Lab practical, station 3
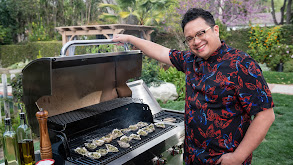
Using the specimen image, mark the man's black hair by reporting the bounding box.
[181,8,216,32]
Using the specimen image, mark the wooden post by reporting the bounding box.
[2,74,10,118]
[10,74,18,115]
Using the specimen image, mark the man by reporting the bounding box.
[113,8,275,165]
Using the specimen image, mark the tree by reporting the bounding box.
[175,0,267,26]
[98,0,175,25]
[271,0,292,25]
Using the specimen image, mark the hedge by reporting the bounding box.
[0,41,63,67]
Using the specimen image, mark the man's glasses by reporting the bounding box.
[183,27,212,46]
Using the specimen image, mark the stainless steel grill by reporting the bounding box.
[22,40,185,165]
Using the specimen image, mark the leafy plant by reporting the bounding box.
[7,60,30,70]
[266,44,293,70]
[140,57,161,86]
[247,25,282,64]
[27,18,50,42]
[283,59,293,73]
[0,25,8,44]
[98,0,175,25]
[10,74,23,103]
[216,19,232,41]
[85,44,124,54]
[158,66,185,101]
[280,24,293,45]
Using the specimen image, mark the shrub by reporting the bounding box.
[0,41,62,67]
[140,57,161,86]
[84,44,125,54]
[284,59,293,72]
[158,66,185,101]
[280,24,293,45]
[247,25,282,64]
[216,19,232,41]
[224,28,250,52]
[266,44,293,70]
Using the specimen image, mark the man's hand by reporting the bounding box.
[112,34,131,43]
[216,153,243,165]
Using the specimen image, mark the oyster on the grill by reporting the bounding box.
[121,128,131,134]
[128,124,138,131]
[92,139,104,146]
[112,129,124,139]
[120,135,131,143]
[117,140,130,148]
[137,129,148,136]
[163,117,176,123]
[136,121,148,128]
[105,144,119,152]
[142,126,153,133]
[96,148,108,156]
[129,133,141,140]
[87,152,101,159]
[84,143,98,150]
[147,123,155,131]
[100,134,113,143]
[155,123,165,128]
[74,147,88,155]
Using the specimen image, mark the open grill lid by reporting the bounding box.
[22,40,143,135]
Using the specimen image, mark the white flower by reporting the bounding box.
[269,55,272,57]
[291,55,293,58]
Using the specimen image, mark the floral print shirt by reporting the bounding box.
[169,42,274,165]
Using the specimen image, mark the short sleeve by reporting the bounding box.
[169,49,188,73]
[235,57,274,116]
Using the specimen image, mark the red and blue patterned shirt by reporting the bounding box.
[169,42,274,165]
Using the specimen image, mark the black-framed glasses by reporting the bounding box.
[183,27,212,46]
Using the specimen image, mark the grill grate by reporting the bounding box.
[153,111,184,123]
[67,122,176,165]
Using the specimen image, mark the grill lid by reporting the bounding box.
[22,40,142,135]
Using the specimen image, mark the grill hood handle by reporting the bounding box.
[60,39,129,56]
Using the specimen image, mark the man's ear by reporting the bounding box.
[213,25,220,37]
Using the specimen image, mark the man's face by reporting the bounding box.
[183,17,221,60]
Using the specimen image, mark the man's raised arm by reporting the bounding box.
[113,34,173,66]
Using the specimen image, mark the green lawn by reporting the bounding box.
[263,71,293,84]
[160,93,293,164]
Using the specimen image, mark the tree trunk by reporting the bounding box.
[271,0,278,25]
[286,0,292,24]
[280,0,287,24]
[88,0,91,24]
[53,1,57,28]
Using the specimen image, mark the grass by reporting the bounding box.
[262,71,293,84]
[253,93,293,165]
[159,93,293,164]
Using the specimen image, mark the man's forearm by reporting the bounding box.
[233,108,275,162]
